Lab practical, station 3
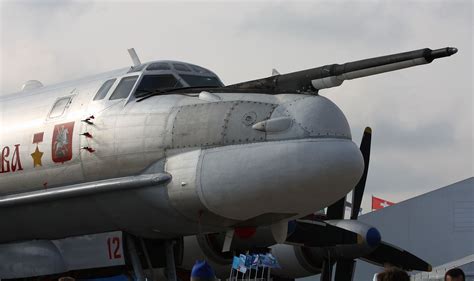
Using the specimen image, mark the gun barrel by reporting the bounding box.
[228,47,457,93]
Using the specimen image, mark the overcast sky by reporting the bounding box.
[0,0,472,213]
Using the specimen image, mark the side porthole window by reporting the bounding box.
[49,96,72,119]
[109,76,139,100]
[93,79,116,101]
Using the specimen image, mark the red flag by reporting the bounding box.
[372,196,395,210]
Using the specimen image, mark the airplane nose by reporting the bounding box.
[197,138,363,222]
[198,96,362,222]
[267,95,352,140]
[165,95,363,226]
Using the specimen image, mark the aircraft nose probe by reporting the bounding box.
[436,47,458,56]
[228,46,458,93]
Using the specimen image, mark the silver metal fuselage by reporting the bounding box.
[0,62,364,243]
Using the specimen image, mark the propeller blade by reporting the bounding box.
[320,259,334,281]
[326,195,347,220]
[327,127,372,220]
[361,241,432,272]
[285,220,362,247]
[334,259,356,281]
[351,127,372,220]
[222,229,234,252]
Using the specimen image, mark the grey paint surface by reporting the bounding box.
[0,231,126,279]
[299,177,474,281]
[354,177,474,280]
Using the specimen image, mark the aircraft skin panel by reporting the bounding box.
[0,84,93,195]
[197,138,362,221]
[0,176,197,243]
[0,92,363,242]
[0,59,370,243]
[0,74,159,192]
[79,100,177,181]
[0,67,130,100]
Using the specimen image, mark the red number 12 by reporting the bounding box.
[107,237,122,260]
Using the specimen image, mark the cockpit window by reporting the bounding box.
[173,63,191,72]
[180,74,223,87]
[49,96,72,119]
[147,62,171,71]
[93,79,116,101]
[109,76,138,100]
[190,65,212,74]
[134,74,183,96]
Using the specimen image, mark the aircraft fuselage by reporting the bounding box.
[0,61,364,243]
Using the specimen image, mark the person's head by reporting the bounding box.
[376,267,409,281]
[58,277,75,281]
[191,260,216,281]
[445,268,465,281]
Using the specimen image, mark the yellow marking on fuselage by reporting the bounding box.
[31,145,44,167]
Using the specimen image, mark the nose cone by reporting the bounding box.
[268,95,352,141]
[366,227,381,247]
[196,96,363,222]
[198,138,363,221]
[166,95,363,226]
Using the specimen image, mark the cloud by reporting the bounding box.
[238,1,410,48]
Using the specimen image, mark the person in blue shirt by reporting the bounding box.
[191,260,216,281]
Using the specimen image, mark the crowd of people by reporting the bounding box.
[188,260,467,281]
[373,266,466,281]
[53,261,467,281]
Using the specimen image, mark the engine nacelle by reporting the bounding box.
[324,219,381,258]
[270,221,382,278]
[180,221,382,279]
[269,244,322,279]
[181,237,324,279]
[180,235,233,278]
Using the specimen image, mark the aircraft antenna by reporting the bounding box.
[127,48,142,67]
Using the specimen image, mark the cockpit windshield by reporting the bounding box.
[134,74,183,96]
[134,74,223,97]
[180,74,223,87]
[133,61,224,99]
